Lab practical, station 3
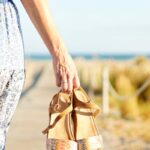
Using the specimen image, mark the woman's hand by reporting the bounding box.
[52,47,80,92]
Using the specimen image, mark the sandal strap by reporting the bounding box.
[73,87,101,117]
[42,102,73,134]
[74,101,100,117]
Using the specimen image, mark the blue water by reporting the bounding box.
[25,53,150,60]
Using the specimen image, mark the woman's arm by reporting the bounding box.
[20,0,80,92]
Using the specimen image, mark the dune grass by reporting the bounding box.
[75,57,150,143]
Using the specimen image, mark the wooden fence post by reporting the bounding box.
[102,66,110,115]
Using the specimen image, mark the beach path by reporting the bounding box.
[6,61,59,150]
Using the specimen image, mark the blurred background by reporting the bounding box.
[6,0,150,150]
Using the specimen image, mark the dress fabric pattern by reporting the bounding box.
[0,0,25,70]
[0,0,25,149]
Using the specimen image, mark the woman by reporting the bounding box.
[0,0,80,149]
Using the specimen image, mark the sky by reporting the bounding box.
[15,0,150,55]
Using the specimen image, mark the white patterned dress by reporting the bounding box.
[0,0,25,149]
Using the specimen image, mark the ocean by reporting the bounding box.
[25,53,150,60]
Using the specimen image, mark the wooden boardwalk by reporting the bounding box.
[6,62,58,150]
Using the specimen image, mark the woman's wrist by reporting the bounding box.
[51,42,69,61]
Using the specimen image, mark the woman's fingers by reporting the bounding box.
[61,72,77,93]
[61,70,80,92]
[73,72,80,88]
[67,74,74,92]
[52,53,80,92]
[56,74,61,87]
[60,69,68,92]
[53,61,61,87]
[56,71,80,92]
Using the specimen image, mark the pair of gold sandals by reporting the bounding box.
[42,87,103,150]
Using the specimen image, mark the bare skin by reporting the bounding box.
[20,0,80,92]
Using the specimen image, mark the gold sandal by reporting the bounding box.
[73,87,103,150]
[42,90,77,150]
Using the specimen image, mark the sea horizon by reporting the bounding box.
[25,53,150,60]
